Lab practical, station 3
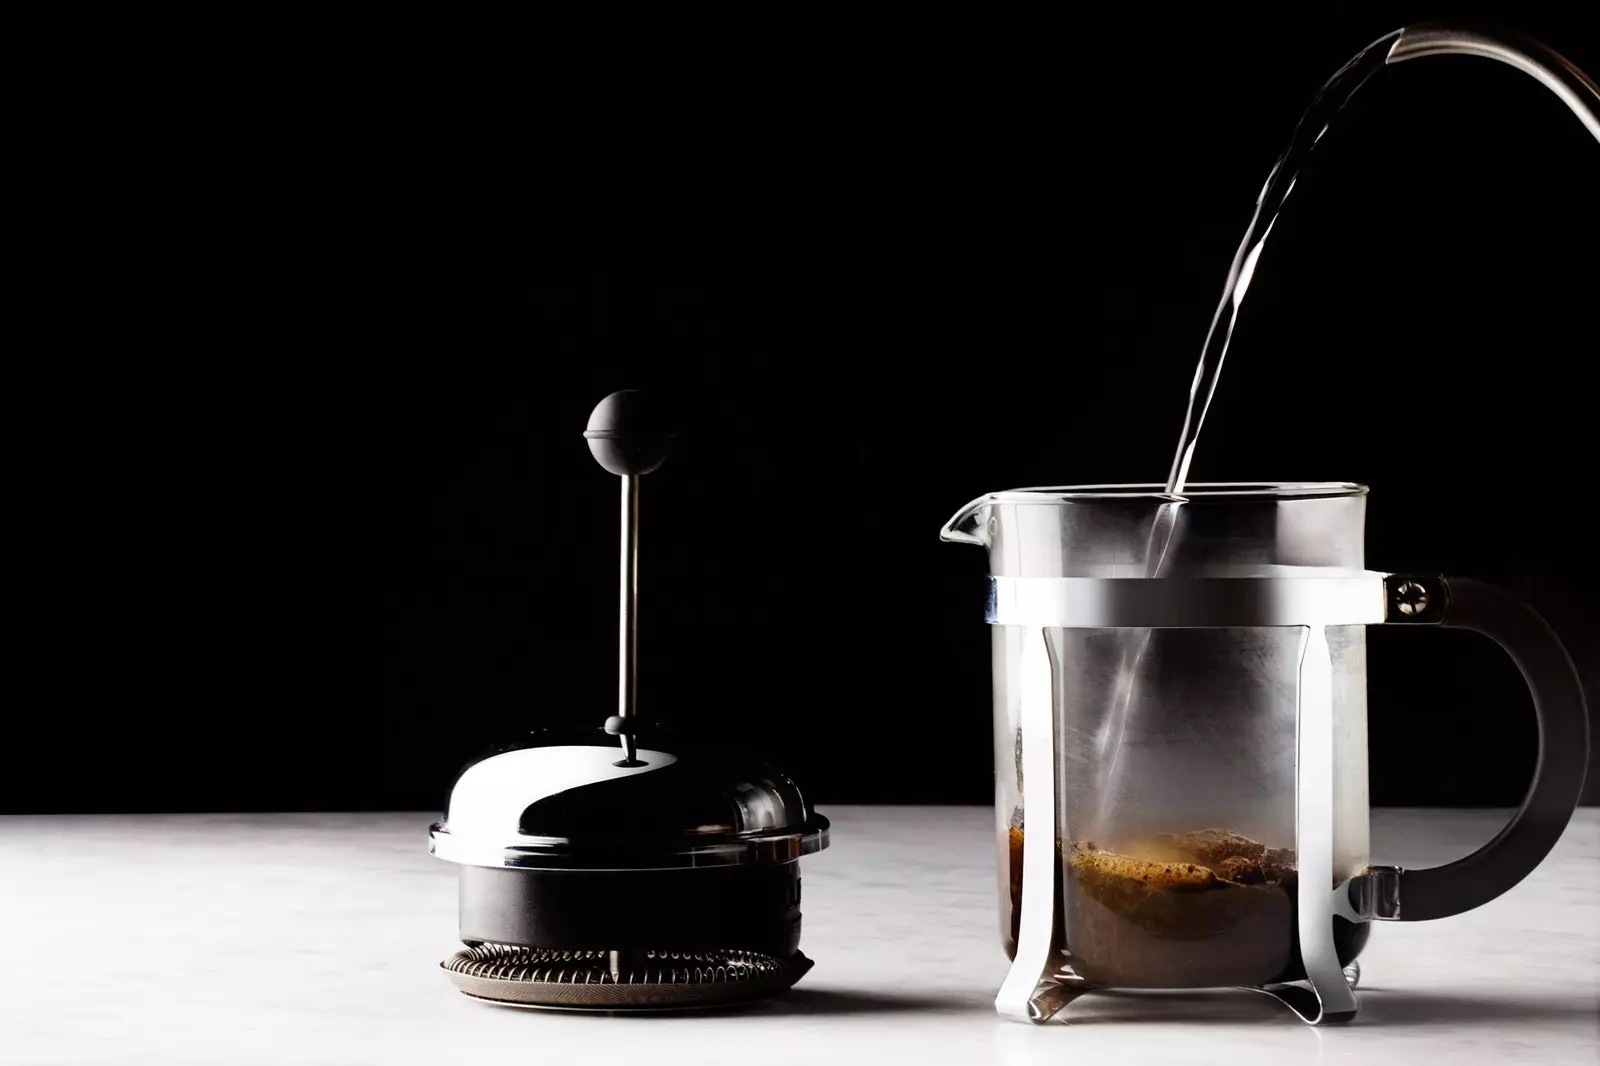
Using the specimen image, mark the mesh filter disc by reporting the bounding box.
[441,943,813,1009]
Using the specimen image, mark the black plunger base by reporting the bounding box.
[457,862,804,958]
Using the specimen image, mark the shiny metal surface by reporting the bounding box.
[985,574,1388,628]
[1027,970,1093,1024]
[442,944,810,1010]
[430,742,828,870]
[994,628,1066,1023]
[1394,581,1429,616]
[616,474,641,764]
[1248,981,1354,1025]
[1383,573,1449,625]
[1388,23,1600,141]
[1371,865,1403,920]
[1277,625,1359,1024]
[1337,864,1402,922]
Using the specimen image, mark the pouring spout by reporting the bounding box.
[940,494,993,547]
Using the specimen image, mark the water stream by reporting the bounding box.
[1163,34,1398,495]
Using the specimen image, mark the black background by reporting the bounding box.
[12,9,1597,814]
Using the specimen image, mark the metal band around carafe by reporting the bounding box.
[985,574,1390,628]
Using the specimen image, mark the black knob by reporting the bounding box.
[583,390,672,476]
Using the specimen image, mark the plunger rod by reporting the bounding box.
[618,474,640,763]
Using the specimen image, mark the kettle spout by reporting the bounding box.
[940,495,993,547]
[1387,23,1600,142]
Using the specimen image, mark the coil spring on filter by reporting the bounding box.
[442,944,787,985]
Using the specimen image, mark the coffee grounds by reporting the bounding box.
[1005,823,1365,986]
[1067,829,1300,987]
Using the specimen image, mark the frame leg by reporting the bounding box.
[1028,965,1095,1023]
[996,629,1087,1024]
[1268,626,1359,1025]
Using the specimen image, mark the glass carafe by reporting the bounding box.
[942,484,1588,1025]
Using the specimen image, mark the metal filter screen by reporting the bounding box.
[441,944,813,1009]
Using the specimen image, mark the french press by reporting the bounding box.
[430,391,830,1009]
[941,483,1589,1024]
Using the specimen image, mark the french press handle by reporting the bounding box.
[1380,574,1589,921]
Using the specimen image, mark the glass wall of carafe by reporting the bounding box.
[996,623,1372,985]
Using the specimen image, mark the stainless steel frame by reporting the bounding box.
[993,572,1418,1025]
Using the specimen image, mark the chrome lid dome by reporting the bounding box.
[429,735,830,871]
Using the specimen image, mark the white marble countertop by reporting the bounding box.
[2,807,1595,1065]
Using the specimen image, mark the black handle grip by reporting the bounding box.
[1385,575,1589,921]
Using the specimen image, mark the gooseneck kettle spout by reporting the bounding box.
[1388,23,1600,140]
